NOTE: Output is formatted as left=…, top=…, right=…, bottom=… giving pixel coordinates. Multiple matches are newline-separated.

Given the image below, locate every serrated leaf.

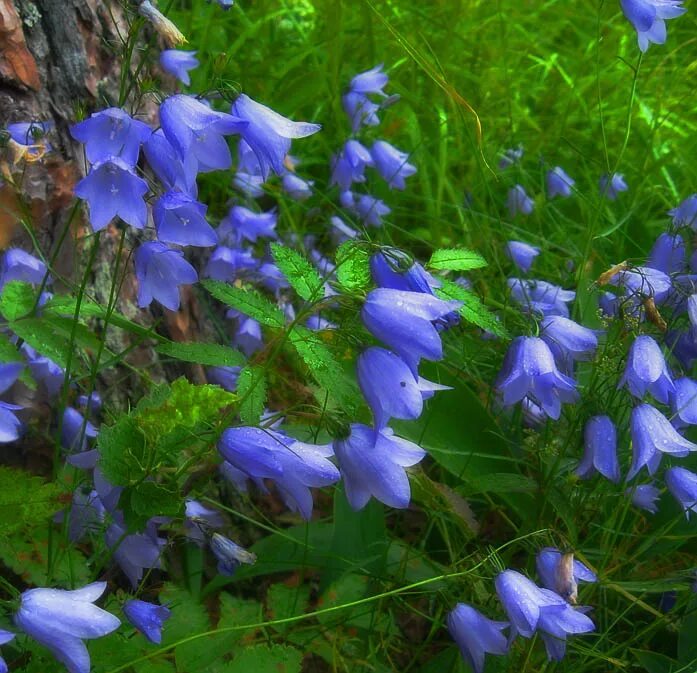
left=287, top=326, right=362, bottom=414
left=0, top=466, right=63, bottom=534
left=128, top=481, right=182, bottom=519
left=221, top=644, right=302, bottom=673
left=202, top=280, right=285, bottom=328
left=271, top=243, right=324, bottom=301
left=0, top=280, right=37, bottom=320
left=237, top=366, right=266, bottom=424
left=156, top=341, right=246, bottom=368
left=435, top=279, right=506, bottom=337
left=428, top=248, right=487, bottom=271
left=97, top=416, right=147, bottom=486
left=335, top=241, right=371, bottom=292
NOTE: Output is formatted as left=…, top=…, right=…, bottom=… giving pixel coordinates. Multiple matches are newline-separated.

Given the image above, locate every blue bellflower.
left=134, top=242, right=198, bottom=311
left=370, top=250, right=436, bottom=294
left=7, top=121, right=53, bottom=148
left=206, top=365, right=241, bottom=392
left=184, top=498, right=224, bottom=544
left=361, top=288, right=462, bottom=374
left=447, top=604, right=509, bottom=673
left=61, top=407, right=98, bottom=453
left=628, top=483, right=661, bottom=513
left=159, top=49, right=199, bottom=85
left=620, top=0, right=686, bottom=52
left=575, top=415, right=620, bottom=482
left=210, top=533, right=256, bottom=575
left=342, top=92, right=381, bottom=132
left=74, top=157, right=149, bottom=231
left=647, top=233, right=686, bottom=274
left=0, top=628, right=14, bottom=673
left=671, top=377, right=697, bottom=428
left=508, top=278, right=576, bottom=317
left=330, top=140, right=373, bottom=191
left=540, top=315, right=598, bottom=365
left=507, top=185, right=534, bottom=217
left=669, top=194, right=697, bottom=228
left=619, top=335, right=674, bottom=404
left=499, top=145, right=523, bottom=169
left=0, top=248, right=47, bottom=291
left=231, top=94, right=321, bottom=179
left=0, top=361, right=23, bottom=443
left=357, top=347, right=449, bottom=429
left=105, top=520, right=166, bottom=588
left=611, top=266, right=672, bottom=305
left=505, top=241, right=540, bottom=273
left=628, top=403, right=697, bottom=479
left=599, top=173, right=628, bottom=200
left=281, top=172, right=314, bottom=200
left=14, top=582, right=120, bottom=673
left=665, top=467, right=697, bottom=518
left=160, top=94, right=247, bottom=172
left=333, top=424, right=426, bottom=510
left=153, top=191, right=217, bottom=247
left=71, top=108, right=151, bottom=167
left=370, top=140, right=416, bottom=190
left=232, top=316, right=263, bottom=357
left=536, top=548, right=597, bottom=603
left=204, top=246, right=257, bottom=282
left=354, top=194, right=391, bottom=227
left=349, top=64, right=389, bottom=95
left=546, top=167, right=575, bottom=198
left=123, top=600, right=171, bottom=644
left=143, top=129, right=198, bottom=196
left=219, top=206, right=277, bottom=244
left=496, top=337, right=579, bottom=420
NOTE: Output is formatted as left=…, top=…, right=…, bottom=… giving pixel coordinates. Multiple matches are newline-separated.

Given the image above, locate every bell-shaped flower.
left=281, top=172, right=314, bottom=200
left=536, top=548, right=597, bottom=603
left=0, top=361, right=24, bottom=443
left=507, top=185, right=534, bottom=217
left=496, top=337, right=579, bottom=420
left=505, top=241, right=540, bottom=273
left=499, top=145, right=523, bottom=169
left=620, top=0, right=686, bottom=52
left=230, top=94, right=321, bottom=179
left=349, top=64, right=389, bottom=96
left=184, top=498, right=224, bottom=544
left=14, top=582, right=120, bottom=673
left=0, top=248, right=47, bottom=291
left=546, top=166, right=575, bottom=198
left=370, top=250, right=436, bottom=294
left=671, top=377, right=697, bottom=428
left=0, top=628, right=14, bottom=673
left=665, top=467, right=697, bottom=518
left=361, top=288, right=462, bottom=374
left=647, top=233, right=686, bottom=274
left=330, top=140, right=373, bottom=191
left=232, top=315, right=263, bottom=357
left=537, top=601, right=595, bottom=661
left=342, top=91, right=381, bottom=132
left=627, top=483, right=661, bottom=513
left=123, top=600, right=171, bottom=644
left=7, top=120, right=53, bottom=148
left=143, top=129, right=198, bottom=196
left=355, top=194, right=391, bottom=227
left=204, top=245, right=257, bottom=282
left=575, top=415, right=620, bottom=482
left=540, top=315, right=598, bottom=365
left=628, top=403, right=697, bottom=479
left=21, top=344, right=63, bottom=397
left=329, top=215, right=358, bottom=243
left=333, top=424, right=426, bottom=510
left=105, top=520, right=166, bottom=588
left=206, top=365, right=241, bottom=392
left=74, top=157, right=149, bottom=231
left=153, top=191, right=217, bottom=247
left=159, top=49, right=199, bottom=85
left=135, top=242, right=198, bottom=311
left=370, top=140, right=416, bottom=190
left=210, top=533, right=256, bottom=575
left=217, top=427, right=284, bottom=481
left=71, top=108, right=152, bottom=167
left=357, top=347, right=449, bottom=429
left=619, top=335, right=674, bottom=404
left=218, top=206, right=278, bottom=246
left=508, top=278, right=575, bottom=317
left=669, top=194, right=697, bottom=228
left=599, top=173, right=628, bottom=200
left=610, top=265, right=672, bottom=305
left=159, top=94, right=247, bottom=172
left=61, top=407, right=98, bottom=453
left=447, top=604, right=509, bottom=673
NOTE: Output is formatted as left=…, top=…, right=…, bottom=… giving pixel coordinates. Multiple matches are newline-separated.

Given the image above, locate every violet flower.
left=370, top=140, right=416, bottom=190
left=628, top=483, right=661, bottom=513
left=575, top=415, right=620, bottom=482
left=0, top=248, right=48, bottom=291
left=619, top=335, right=674, bottom=404
left=507, top=185, right=534, bottom=217
left=219, top=205, right=278, bottom=242
left=665, top=467, right=697, bottom=518
left=620, top=0, right=686, bottom=52
left=599, top=173, right=628, bottom=200
left=134, top=242, right=198, bottom=311
left=123, top=599, right=171, bottom=644
left=536, top=547, right=597, bottom=603
left=546, top=167, right=575, bottom=198
left=669, top=194, right=697, bottom=228
left=159, top=49, right=199, bottom=85
left=447, top=604, right=509, bottom=673
left=505, top=241, right=540, bottom=273
left=153, top=191, right=218, bottom=247
left=210, top=533, right=256, bottom=575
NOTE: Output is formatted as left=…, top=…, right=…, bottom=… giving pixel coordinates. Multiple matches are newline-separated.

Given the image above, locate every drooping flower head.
left=14, top=582, right=120, bottom=673
left=540, top=315, right=598, bottom=366
left=105, top=520, right=166, bottom=588
left=546, top=166, right=575, bottom=198
left=333, top=424, right=426, bottom=510
left=627, top=483, right=661, bottom=513
left=0, top=248, right=47, bottom=291
left=153, top=191, right=217, bottom=247
left=230, top=94, right=321, bottom=179
left=61, top=407, right=98, bottom=453
left=204, top=245, right=257, bottom=282
left=281, top=173, right=314, bottom=200
left=330, top=140, right=373, bottom=191
left=496, top=337, right=579, bottom=420
left=599, top=173, right=628, bottom=200
left=159, top=49, right=199, bottom=85
left=575, top=415, right=620, bottom=482
left=71, top=108, right=152, bottom=167
left=536, top=548, right=597, bottom=603
left=507, top=184, right=534, bottom=217
left=143, top=129, right=198, bottom=196
left=370, top=250, right=436, bottom=295
left=354, top=194, right=391, bottom=227
left=620, top=0, right=687, bottom=52
left=210, top=533, right=256, bottom=575
left=123, top=600, right=171, bottom=644
left=619, top=335, right=674, bottom=404
left=647, top=233, right=686, bottom=274
left=665, top=467, right=697, bottom=518
left=342, top=92, right=381, bottom=132
left=73, top=157, right=149, bottom=231
left=349, top=64, right=389, bottom=96
left=370, top=140, right=416, bottom=190
left=134, top=242, right=198, bottom=311
left=447, top=604, right=509, bottom=673
left=499, top=145, right=523, bottom=169
left=508, top=278, right=576, bottom=317
left=669, top=194, right=697, bottom=228
left=671, top=377, right=697, bottom=428
left=505, top=241, right=540, bottom=273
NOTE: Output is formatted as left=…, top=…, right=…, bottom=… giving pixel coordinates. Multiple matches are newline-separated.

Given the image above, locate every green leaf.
left=435, top=279, right=506, bottom=337
left=632, top=649, right=679, bottom=673
left=288, top=326, right=362, bottom=414
left=335, top=241, right=371, bottom=292
left=0, top=280, right=37, bottom=320
left=0, top=466, right=62, bottom=535
left=128, top=481, right=182, bottom=519
left=678, top=594, right=697, bottom=666
left=97, top=416, right=147, bottom=486
left=221, top=644, right=302, bottom=673
left=266, top=583, right=310, bottom=625
left=156, top=341, right=246, bottom=368
left=427, top=248, right=487, bottom=271
left=202, top=280, right=285, bottom=328
left=237, top=366, right=266, bottom=425
left=271, top=243, right=324, bottom=301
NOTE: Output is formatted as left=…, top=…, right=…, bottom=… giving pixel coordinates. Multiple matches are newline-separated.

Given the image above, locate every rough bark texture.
left=0, top=0, right=211, bottom=427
